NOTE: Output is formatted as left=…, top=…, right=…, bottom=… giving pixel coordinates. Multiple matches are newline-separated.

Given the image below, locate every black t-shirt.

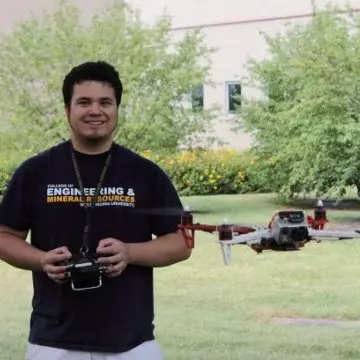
left=0, top=140, right=183, bottom=353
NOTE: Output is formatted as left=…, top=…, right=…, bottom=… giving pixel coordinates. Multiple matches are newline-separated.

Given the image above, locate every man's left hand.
left=96, top=238, right=128, bottom=278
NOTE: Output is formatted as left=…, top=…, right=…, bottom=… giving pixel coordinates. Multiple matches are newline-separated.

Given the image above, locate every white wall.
left=182, top=17, right=311, bottom=149
left=0, top=0, right=117, bottom=33
left=129, top=0, right=312, bottom=27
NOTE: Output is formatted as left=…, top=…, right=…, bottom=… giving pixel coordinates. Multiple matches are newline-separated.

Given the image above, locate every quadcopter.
left=177, top=200, right=360, bottom=265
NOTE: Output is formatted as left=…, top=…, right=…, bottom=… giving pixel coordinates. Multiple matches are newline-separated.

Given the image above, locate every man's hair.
left=62, top=61, right=123, bottom=107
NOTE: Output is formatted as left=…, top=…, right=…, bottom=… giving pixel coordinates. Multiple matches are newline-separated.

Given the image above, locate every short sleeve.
left=0, top=160, right=32, bottom=231
left=149, top=166, right=183, bottom=237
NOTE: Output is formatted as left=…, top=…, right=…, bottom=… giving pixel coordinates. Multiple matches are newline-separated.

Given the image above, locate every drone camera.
left=271, top=210, right=309, bottom=246
left=278, top=225, right=308, bottom=242
left=290, top=226, right=309, bottom=242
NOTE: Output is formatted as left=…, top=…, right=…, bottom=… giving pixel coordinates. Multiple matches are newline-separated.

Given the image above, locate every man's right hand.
left=41, top=246, right=72, bottom=283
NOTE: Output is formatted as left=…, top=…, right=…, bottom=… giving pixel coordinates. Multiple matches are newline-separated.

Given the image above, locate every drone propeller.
left=131, top=206, right=210, bottom=216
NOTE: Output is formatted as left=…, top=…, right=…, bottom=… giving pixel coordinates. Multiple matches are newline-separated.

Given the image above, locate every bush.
left=0, top=159, right=18, bottom=197
left=0, top=148, right=272, bottom=198
left=142, top=148, right=267, bottom=196
left=237, top=150, right=277, bottom=194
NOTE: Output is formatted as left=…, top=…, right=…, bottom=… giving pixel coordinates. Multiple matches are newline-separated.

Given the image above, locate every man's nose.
left=88, top=102, right=102, bottom=115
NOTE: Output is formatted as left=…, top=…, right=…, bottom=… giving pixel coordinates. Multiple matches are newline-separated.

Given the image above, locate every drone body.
left=178, top=200, right=360, bottom=265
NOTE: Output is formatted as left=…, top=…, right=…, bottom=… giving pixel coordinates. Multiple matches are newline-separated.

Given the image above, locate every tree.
left=235, top=4, right=360, bottom=199
left=0, top=0, right=220, bottom=161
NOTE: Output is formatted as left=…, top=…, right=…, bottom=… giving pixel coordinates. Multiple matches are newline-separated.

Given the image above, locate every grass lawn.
left=2, top=193, right=360, bottom=359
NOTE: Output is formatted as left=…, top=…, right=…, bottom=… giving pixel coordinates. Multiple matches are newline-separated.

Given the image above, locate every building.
left=130, top=0, right=360, bottom=150
left=2, top=0, right=360, bottom=149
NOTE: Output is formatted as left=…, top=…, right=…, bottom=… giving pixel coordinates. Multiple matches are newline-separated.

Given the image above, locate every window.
left=226, top=81, right=241, bottom=113
left=191, top=84, right=204, bottom=111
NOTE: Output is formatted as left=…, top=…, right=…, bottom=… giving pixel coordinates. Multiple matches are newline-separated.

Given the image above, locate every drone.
left=177, top=200, right=360, bottom=265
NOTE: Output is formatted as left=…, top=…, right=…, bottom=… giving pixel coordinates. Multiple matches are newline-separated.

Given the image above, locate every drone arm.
left=227, top=229, right=271, bottom=245
left=178, top=224, right=218, bottom=248
left=308, top=229, right=360, bottom=240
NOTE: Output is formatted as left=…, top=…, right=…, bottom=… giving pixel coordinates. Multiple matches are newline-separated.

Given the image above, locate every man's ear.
left=65, top=105, right=70, bottom=118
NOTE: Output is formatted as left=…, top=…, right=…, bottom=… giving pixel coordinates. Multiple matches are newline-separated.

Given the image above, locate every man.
left=0, top=61, right=191, bottom=360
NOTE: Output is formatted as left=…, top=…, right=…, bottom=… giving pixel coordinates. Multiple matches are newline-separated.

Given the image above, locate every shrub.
left=236, top=150, right=276, bottom=194
left=142, top=148, right=261, bottom=196
left=0, top=159, right=18, bottom=197
left=0, top=148, right=272, bottom=198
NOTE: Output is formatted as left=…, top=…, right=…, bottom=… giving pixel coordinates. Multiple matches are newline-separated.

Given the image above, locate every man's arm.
left=124, top=163, right=193, bottom=268
left=0, top=225, right=45, bottom=271
left=126, top=230, right=191, bottom=267
left=0, top=159, right=41, bottom=271
left=0, top=225, right=73, bottom=282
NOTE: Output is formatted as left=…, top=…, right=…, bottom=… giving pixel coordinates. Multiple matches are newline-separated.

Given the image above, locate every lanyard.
left=71, top=145, right=112, bottom=256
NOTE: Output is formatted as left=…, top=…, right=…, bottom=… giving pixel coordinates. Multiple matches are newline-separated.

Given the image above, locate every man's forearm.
left=0, top=232, right=45, bottom=271
left=126, top=231, right=191, bottom=267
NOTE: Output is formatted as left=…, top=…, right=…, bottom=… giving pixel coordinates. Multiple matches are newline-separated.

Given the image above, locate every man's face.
left=66, top=81, right=118, bottom=142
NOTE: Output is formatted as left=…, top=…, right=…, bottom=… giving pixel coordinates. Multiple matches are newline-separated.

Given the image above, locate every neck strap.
left=71, top=144, right=112, bottom=255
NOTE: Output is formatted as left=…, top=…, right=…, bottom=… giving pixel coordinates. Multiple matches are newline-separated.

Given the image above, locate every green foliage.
left=235, top=4, right=360, bottom=199
left=0, top=0, right=220, bottom=160
left=0, top=148, right=272, bottom=197
left=141, top=148, right=268, bottom=196
left=235, top=149, right=276, bottom=194
left=0, top=158, right=17, bottom=197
